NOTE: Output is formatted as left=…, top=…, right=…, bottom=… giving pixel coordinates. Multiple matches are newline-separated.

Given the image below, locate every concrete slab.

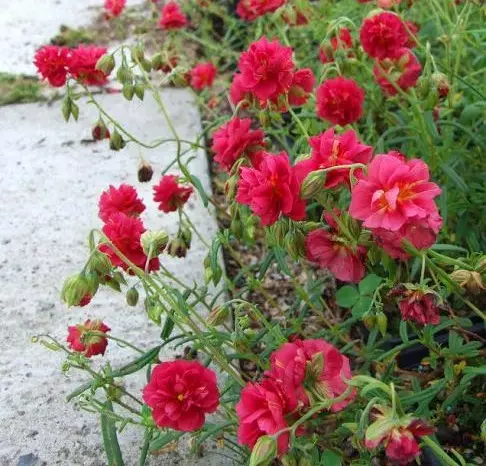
left=0, top=90, right=228, bottom=465
left=0, top=0, right=141, bottom=75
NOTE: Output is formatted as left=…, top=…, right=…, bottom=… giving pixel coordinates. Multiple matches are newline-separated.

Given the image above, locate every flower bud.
left=62, top=95, right=72, bottom=122
left=88, top=250, right=112, bottom=275
left=363, top=312, right=377, bottom=330
left=141, top=230, right=169, bottom=257
left=92, top=119, right=110, bottom=141
left=249, top=435, right=277, bottom=466
left=281, top=455, right=297, bottom=466
left=116, top=65, right=133, bottom=85
left=207, top=306, right=230, bottom=326
left=431, top=72, right=450, bottom=99
left=137, top=160, right=154, bottom=182
left=181, top=227, right=192, bottom=248
left=300, top=169, right=326, bottom=199
left=151, top=52, right=164, bottom=70
left=167, top=238, right=187, bottom=258
left=126, top=287, right=139, bottom=307
left=131, top=44, right=145, bottom=64
left=109, top=128, right=126, bottom=151
left=96, top=54, right=116, bottom=75
left=376, top=311, right=388, bottom=336
left=450, top=270, right=485, bottom=295
left=122, top=83, right=135, bottom=101
left=61, top=273, right=96, bottom=307
left=134, top=83, right=145, bottom=100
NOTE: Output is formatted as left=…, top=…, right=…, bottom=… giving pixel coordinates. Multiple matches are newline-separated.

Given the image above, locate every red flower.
left=33, top=45, right=69, bottom=87
left=288, top=68, right=315, bottom=106
left=153, top=175, right=193, bottom=212
left=349, top=153, right=441, bottom=231
left=373, top=213, right=442, bottom=260
left=236, top=379, right=290, bottom=456
left=100, top=213, right=160, bottom=272
left=229, top=74, right=252, bottom=107
left=373, top=48, right=422, bottom=96
left=68, top=46, right=109, bottom=86
left=295, top=128, right=373, bottom=189
left=189, top=62, right=217, bottom=90
left=143, top=360, right=220, bottom=432
left=316, top=77, right=365, bottom=126
left=360, top=12, right=408, bottom=59
left=268, top=339, right=355, bottom=412
left=394, top=288, right=441, bottom=325
left=238, top=37, right=294, bottom=101
left=236, top=0, right=285, bottom=21
left=319, top=27, right=353, bottom=64
left=67, top=319, right=110, bottom=358
left=365, top=407, right=434, bottom=465
left=159, top=2, right=187, bottom=29
left=306, top=211, right=367, bottom=283
left=104, top=0, right=126, bottom=18
left=404, top=21, right=420, bottom=48
left=98, top=184, right=146, bottom=223
left=211, top=118, right=265, bottom=172
left=235, top=151, right=306, bottom=226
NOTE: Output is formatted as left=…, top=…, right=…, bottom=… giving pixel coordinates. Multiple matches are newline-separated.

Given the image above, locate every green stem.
left=421, top=436, right=460, bottom=466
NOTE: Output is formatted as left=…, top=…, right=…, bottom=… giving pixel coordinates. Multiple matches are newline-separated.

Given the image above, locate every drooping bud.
left=116, top=64, right=133, bottom=85
left=300, top=169, right=326, bottom=199
left=126, top=287, right=139, bottom=307
left=122, top=83, right=135, bottom=101
left=61, top=273, right=97, bottom=307
left=167, top=238, right=187, bottom=258
left=92, top=119, right=110, bottom=141
left=137, top=160, right=154, bottom=182
left=376, top=311, right=388, bottom=336
left=109, top=128, right=126, bottom=151
left=88, top=250, right=112, bottom=275
left=141, top=230, right=169, bottom=257
left=134, top=83, right=145, bottom=100
left=249, top=435, right=277, bottom=466
left=95, top=54, right=116, bottom=76
left=431, top=72, right=450, bottom=99
left=450, top=270, right=485, bottom=295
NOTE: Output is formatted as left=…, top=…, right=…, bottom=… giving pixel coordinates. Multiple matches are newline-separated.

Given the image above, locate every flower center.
left=177, top=393, right=184, bottom=401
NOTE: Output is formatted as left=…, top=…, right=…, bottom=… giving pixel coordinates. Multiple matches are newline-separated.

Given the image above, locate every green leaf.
left=399, top=321, right=409, bottom=343
left=352, top=296, right=373, bottom=318
left=101, top=400, right=125, bottom=466
left=441, top=164, right=468, bottom=192
left=336, top=285, right=360, bottom=308
left=190, top=174, right=209, bottom=207
left=150, top=431, right=184, bottom=452
left=358, top=274, right=383, bottom=296
left=320, top=449, right=343, bottom=466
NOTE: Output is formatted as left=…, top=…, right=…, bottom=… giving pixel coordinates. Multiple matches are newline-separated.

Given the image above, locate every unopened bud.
left=431, top=72, right=450, bottom=99
left=122, top=83, right=135, bottom=101
left=134, top=83, right=145, bottom=100
left=141, top=230, right=169, bottom=257
left=167, top=238, right=187, bottom=258
left=376, top=311, right=388, bottom=336
left=92, top=119, right=110, bottom=141
left=126, top=287, right=139, bottom=307
left=249, top=435, right=277, bottom=466
left=137, top=160, right=154, bottom=182
left=450, top=270, right=485, bottom=295
left=88, top=250, right=112, bottom=275
left=207, top=306, right=230, bottom=326
left=109, top=128, right=126, bottom=151
left=95, top=54, right=116, bottom=75
left=61, top=273, right=96, bottom=307
left=116, top=65, right=133, bottom=85
left=363, top=312, right=377, bottom=330
left=300, top=169, right=326, bottom=199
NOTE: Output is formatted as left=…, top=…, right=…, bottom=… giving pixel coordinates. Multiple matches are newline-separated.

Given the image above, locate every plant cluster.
left=33, top=0, right=486, bottom=465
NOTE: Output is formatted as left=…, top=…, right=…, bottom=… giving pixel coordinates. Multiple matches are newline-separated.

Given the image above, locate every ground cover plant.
left=34, top=0, right=486, bottom=464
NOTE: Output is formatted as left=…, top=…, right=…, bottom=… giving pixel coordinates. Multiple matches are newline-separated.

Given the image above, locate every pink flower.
left=189, top=62, right=217, bottom=90
left=238, top=37, right=294, bottom=101
left=67, top=319, right=110, bottom=358
left=373, top=213, right=442, bottom=260
left=98, top=184, right=146, bottom=223
left=268, top=339, right=355, bottom=412
left=236, top=379, right=290, bottom=456
left=236, top=0, right=285, bottom=21
left=373, top=48, right=422, bottom=96
left=143, top=360, right=220, bottom=431
left=288, top=68, right=315, bottom=106
left=306, top=211, right=367, bottom=283
left=392, top=287, right=441, bottom=325
left=68, top=46, right=109, bottom=86
left=349, top=153, right=441, bottom=231
left=316, top=77, right=365, bottom=126
left=229, top=74, right=251, bottom=106
left=153, top=175, right=193, bottom=212
left=159, top=2, right=187, bottom=29
left=319, top=27, right=353, bottom=64
left=100, top=213, right=160, bottom=272
left=211, top=118, right=265, bottom=172
left=235, top=151, right=306, bottom=226
left=104, top=0, right=126, bottom=18
left=295, top=128, right=373, bottom=189
left=33, top=45, right=69, bottom=87
left=360, top=12, right=408, bottom=59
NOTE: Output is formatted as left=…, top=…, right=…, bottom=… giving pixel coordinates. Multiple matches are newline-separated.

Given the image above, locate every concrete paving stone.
left=0, top=90, right=231, bottom=465
left=0, top=0, right=142, bottom=75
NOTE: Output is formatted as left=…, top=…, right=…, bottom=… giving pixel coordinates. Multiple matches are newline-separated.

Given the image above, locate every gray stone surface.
left=0, top=0, right=141, bottom=75
left=0, top=91, right=229, bottom=465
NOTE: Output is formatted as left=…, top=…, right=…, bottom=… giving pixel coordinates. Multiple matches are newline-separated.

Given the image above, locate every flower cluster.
left=34, top=45, right=110, bottom=87
left=237, top=339, right=354, bottom=455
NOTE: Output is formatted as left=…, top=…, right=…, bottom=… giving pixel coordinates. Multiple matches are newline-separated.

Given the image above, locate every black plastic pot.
left=381, top=316, right=485, bottom=369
